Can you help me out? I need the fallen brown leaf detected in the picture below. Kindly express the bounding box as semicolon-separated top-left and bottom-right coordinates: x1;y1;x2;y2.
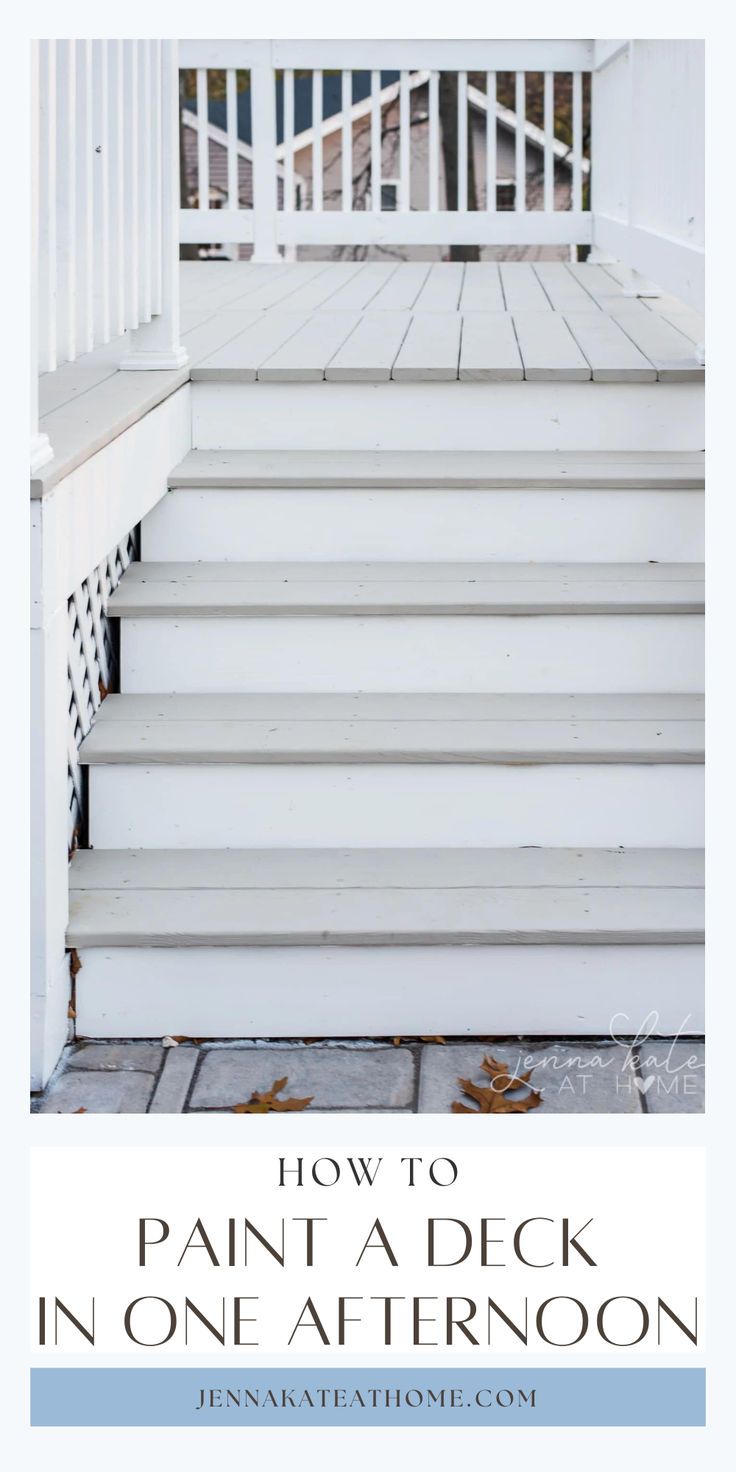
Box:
452;1055;542;1115
69;949;82;979
67;1001;77;1020
392;1036;446;1045
232;1076;312;1114
73;1107;87;1114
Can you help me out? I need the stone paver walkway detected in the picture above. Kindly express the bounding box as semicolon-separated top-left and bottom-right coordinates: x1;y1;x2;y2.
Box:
32;1038;705;1114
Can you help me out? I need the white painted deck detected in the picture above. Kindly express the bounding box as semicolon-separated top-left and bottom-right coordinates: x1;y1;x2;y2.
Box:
184;260;704;383
33;261;703;497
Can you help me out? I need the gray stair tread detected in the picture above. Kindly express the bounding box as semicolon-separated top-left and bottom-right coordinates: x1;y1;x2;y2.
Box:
91;693;705;720
67;847;704;947
108;561;705;616
81;692;704;765
168;450;705;490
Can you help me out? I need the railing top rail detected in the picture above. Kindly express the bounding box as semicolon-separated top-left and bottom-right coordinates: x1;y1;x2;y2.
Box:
179;39;594;70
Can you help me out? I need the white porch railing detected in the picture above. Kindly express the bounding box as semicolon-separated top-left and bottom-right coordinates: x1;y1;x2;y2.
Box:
590;41;704;311
31;39;187;471
31;37;705;477
178;39;593;258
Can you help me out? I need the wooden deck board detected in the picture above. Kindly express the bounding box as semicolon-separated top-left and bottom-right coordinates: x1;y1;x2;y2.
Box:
459;263;505;312
191;313;310;380
563;313;658;382
512;311;591;381
500;263;552;310
391;313;463;379
257;313;362;381
609;303;704;381
326;312;411;381
413;261;465;310
459;313;524;381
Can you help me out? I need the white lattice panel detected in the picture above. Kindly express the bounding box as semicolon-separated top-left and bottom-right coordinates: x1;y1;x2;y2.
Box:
67;531;138;848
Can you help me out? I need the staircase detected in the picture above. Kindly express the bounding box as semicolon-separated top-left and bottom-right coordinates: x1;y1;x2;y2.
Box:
68;448;704;1040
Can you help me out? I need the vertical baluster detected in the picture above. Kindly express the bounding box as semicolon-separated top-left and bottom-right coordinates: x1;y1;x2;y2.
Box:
572;69;583;212
399;70;410;211
30;42;53;471
123;41;139;329
428;70;439;213
515;70;526;212
341;70;352;210
150;40;163;315
226;67;239;212
312;70;323;210
457;69;468;211
108;40;125;336
544;70;554;213
282;68;294;209
485;70;496;212
38;40;57;372
75;40;94;353
196;66;209;220
93;40;110;342
56;39;76;364
371;68;381;210
139;42;151;320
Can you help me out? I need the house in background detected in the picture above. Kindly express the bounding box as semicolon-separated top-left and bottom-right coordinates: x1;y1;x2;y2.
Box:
182;69;589;260
180;111;306;258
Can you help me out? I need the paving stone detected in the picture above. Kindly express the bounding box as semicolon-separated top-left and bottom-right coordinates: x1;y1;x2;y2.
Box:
189;1045;415;1111
149;1047;199;1114
38;1070;155;1113
636;1041;705;1113
417;1042;643;1114
66;1042;163;1073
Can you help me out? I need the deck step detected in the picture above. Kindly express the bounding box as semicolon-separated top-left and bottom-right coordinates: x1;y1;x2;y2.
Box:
168;449;705;490
80;693;704;765
108;561;704;617
82;693;703;850
68;847;704;947
111;562;703;696
69;847;704;1038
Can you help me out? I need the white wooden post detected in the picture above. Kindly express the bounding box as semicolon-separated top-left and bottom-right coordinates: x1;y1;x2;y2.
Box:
250;44;280;262
122;41;188;369
31;42;53;475
30;584;72;1089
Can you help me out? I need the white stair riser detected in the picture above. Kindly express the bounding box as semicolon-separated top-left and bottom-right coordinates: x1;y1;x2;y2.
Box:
142;488;704;564
120;615;703;694
88;764;703;849
74;943;705;1039
191;381;704;453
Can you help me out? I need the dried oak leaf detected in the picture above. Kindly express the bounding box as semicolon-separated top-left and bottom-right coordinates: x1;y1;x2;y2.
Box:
452;1055;542;1115
392;1036;446;1046
232;1076;312;1114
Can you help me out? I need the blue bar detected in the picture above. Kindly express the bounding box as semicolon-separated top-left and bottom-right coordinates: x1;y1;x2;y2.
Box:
31;1368;704;1427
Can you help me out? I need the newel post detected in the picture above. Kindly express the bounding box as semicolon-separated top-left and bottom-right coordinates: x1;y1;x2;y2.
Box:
250;43;280;262
121;40;188;370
